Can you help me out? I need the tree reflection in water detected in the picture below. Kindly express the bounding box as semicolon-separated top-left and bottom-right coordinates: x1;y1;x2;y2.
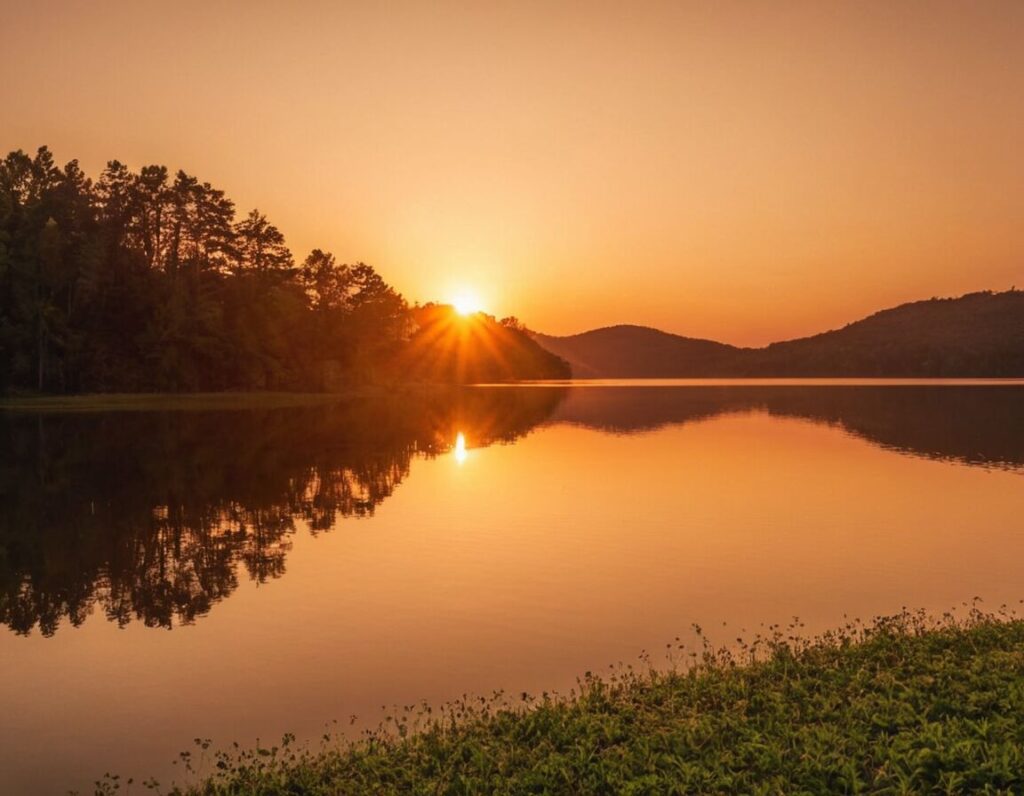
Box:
0;388;566;635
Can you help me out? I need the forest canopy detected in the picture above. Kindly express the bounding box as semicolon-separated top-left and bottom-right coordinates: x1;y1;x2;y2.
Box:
0;146;568;393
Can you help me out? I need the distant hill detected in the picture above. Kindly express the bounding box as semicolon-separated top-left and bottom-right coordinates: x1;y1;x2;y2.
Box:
532;291;1024;378
531;325;739;378
745;291;1024;376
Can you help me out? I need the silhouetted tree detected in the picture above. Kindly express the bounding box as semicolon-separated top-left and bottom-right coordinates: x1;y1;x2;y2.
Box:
233;209;293;275
0;145;574;394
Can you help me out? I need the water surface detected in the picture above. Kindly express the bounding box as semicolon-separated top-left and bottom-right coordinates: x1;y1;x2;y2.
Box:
1;382;1022;793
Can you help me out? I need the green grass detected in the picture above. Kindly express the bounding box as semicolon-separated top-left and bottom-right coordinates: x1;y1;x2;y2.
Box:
102;606;1024;795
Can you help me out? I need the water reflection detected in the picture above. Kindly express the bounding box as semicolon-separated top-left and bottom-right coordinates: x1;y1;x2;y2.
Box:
545;385;1024;472
453;431;469;465
1;384;1020;637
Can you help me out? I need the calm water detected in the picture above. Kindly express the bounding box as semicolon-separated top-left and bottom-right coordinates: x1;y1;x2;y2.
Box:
2;381;1023;793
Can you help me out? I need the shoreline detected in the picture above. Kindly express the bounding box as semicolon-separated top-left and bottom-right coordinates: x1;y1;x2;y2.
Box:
137;609;1024;795
0;385;457;413
4;376;1024;411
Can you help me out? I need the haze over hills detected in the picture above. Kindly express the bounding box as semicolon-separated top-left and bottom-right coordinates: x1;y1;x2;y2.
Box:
532;290;1024;378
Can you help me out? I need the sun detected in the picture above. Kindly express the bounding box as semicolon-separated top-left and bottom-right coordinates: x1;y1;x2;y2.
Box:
451;290;484;316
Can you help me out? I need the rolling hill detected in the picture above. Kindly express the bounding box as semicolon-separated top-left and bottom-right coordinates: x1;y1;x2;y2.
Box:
532;290;1024;378
531;326;738;378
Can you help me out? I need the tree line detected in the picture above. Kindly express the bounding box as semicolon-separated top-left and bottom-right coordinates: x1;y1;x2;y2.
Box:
0;146;567;393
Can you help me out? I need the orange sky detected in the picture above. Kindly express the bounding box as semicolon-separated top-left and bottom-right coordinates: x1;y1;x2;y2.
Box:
4;1;1022;345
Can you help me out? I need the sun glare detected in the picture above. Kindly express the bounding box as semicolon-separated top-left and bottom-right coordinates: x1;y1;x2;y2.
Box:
453;432;468;464
452;291;483;316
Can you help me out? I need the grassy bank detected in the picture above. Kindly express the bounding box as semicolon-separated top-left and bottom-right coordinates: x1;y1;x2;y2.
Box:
117;608;1024;795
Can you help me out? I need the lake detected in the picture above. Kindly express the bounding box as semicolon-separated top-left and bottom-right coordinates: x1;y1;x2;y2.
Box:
1;381;1023;793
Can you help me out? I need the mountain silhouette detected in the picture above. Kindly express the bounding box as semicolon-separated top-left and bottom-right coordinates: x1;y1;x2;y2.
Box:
533;290;1024;377
532;325;738;378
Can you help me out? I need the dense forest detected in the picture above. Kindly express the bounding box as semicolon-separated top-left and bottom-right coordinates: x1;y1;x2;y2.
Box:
534;290;1024;378
0;146;568;393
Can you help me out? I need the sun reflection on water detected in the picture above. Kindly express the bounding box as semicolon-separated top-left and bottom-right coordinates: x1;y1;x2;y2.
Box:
453;432;468;464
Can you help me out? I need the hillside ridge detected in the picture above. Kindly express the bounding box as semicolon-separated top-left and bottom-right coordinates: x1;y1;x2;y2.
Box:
531;290;1024;377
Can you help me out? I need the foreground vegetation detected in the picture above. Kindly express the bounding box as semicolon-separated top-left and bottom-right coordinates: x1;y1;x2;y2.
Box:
107;607;1024;795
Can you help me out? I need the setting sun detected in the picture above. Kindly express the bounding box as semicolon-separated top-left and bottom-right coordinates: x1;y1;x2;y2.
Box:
452;291;484;316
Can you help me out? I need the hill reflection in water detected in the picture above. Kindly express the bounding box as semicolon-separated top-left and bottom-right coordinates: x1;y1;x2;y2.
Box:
544;384;1024;472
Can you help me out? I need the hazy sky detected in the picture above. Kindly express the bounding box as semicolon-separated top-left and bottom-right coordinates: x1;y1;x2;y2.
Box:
5;1;1023;345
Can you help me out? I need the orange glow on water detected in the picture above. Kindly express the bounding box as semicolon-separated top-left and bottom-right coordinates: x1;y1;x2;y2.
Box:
2;384;1024;792
5;401;1024;792
453;431;468;464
